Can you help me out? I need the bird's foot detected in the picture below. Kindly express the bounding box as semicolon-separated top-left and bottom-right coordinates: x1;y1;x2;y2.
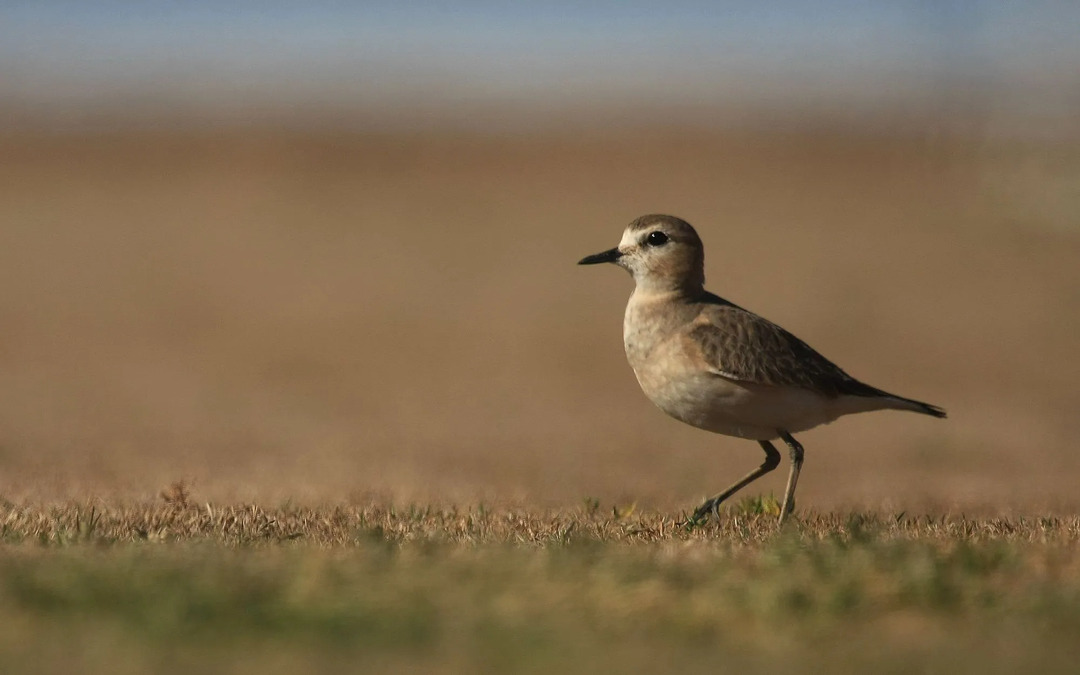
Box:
685;498;721;527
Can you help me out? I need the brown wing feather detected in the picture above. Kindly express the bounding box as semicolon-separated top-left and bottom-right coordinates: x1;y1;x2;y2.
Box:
686;301;875;398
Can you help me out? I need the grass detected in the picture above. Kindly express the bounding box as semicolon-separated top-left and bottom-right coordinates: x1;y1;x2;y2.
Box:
3;496;1080;674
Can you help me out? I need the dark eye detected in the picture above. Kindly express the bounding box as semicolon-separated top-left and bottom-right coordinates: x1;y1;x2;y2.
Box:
645;231;669;246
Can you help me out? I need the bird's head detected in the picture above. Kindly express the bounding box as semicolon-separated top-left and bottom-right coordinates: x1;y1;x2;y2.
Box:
578;214;705;293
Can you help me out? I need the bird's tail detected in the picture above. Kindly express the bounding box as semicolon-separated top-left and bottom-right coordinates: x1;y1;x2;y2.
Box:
840;380;947;418
881;394;947;418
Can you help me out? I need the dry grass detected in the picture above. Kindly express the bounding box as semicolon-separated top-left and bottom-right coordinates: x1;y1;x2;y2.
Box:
3;496;1080;547
3;498;1080;674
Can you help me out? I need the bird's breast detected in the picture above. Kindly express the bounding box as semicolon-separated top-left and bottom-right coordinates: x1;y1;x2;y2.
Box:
622;294;672;367
623;299;731;422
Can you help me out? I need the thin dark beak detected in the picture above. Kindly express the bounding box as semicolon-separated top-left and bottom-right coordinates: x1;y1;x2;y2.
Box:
577;247;622;265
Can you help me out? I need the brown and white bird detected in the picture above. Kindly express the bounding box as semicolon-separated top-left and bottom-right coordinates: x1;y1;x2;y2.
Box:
579;214;946;524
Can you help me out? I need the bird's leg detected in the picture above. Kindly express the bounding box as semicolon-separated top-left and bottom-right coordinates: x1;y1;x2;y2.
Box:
691;440;781;523
777;430;804;526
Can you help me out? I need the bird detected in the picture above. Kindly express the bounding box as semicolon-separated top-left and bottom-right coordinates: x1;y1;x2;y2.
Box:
578;214;946;525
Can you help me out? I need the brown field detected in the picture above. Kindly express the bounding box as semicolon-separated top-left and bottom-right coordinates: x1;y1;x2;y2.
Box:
0;125;1078;512
2;123;1080;673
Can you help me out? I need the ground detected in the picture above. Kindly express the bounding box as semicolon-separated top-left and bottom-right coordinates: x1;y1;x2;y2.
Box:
3;498;1080;674
0;125;1078;672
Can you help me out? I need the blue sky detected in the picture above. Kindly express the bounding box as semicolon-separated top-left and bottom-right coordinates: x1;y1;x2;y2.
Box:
2;2;1077;126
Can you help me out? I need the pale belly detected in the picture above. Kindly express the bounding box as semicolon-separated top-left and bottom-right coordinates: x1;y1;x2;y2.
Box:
632;366;841;440
624;326;843;441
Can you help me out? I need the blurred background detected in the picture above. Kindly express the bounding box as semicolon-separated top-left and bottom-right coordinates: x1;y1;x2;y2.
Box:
0;1;1077;511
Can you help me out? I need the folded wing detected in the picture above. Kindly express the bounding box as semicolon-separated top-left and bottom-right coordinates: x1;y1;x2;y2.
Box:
686;298;883;398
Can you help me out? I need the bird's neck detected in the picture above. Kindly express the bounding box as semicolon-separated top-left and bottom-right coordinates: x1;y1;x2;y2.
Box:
631;274;705;299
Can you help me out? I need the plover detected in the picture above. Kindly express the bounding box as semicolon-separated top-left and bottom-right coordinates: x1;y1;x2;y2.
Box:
579;214;945;525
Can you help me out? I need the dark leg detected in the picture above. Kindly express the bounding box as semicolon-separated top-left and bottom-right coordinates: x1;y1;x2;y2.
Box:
691;440;781;523
777;430;804;525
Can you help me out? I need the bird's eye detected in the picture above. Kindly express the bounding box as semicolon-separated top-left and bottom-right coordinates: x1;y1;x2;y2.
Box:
645;231;669;246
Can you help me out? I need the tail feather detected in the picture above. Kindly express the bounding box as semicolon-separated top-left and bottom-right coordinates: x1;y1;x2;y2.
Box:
885;394;947;419
840;379;947;418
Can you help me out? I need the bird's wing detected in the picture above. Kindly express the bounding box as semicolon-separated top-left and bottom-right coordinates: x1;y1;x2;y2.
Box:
683;299;879;398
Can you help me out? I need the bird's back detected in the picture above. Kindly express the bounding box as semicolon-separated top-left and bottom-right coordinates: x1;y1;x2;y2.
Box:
687;293;870;397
